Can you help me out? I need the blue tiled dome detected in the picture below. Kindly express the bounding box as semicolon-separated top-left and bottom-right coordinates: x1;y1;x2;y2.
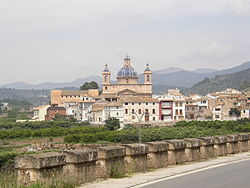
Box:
117;65;138;77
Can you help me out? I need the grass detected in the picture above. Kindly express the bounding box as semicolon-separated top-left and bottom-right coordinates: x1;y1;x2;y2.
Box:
0;169;78;188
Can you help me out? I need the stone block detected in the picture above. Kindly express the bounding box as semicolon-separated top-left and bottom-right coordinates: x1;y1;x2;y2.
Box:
122;144;149;173
15;152;66;169
98;146;126;159
146;142;169;168
199;137;215;159
238;134;249;152
164;140;187;165
15;152;66;186
63;149;98;183
226;135;239;154
214;136;227;157
96;146;126;178
184;138;202;162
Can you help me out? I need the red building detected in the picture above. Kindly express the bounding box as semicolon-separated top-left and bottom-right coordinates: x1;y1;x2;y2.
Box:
45;105;66;121
159;100;173;121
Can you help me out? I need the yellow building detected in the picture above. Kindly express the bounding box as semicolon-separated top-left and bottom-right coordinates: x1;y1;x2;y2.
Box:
32;105;50;121
102;56;152;98
50;89;99;106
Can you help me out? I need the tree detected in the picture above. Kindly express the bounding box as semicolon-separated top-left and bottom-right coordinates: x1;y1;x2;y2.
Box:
229;108;241;117
7;110;17;118
105;117;120;131
80;81;99;90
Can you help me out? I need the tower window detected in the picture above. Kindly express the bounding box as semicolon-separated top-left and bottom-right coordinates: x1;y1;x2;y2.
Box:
126;79;129;83
146;75;150;82
105;87;107;90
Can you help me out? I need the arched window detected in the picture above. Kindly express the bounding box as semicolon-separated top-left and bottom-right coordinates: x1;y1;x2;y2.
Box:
146;75;150;82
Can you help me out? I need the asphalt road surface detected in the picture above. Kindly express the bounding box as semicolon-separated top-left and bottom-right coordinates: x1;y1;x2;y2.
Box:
142;159;250;188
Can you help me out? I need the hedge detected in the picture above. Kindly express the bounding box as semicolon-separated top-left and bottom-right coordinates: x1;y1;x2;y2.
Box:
0;120;90;130
0;126;107;139
64;125;236;144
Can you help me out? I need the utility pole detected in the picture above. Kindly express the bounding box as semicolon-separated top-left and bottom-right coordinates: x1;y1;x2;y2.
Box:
135;111;144;143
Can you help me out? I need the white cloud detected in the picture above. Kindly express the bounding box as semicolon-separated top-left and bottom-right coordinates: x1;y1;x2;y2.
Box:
225;0;250;16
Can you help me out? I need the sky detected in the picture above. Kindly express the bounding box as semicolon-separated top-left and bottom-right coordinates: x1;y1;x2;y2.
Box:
0;0;250;84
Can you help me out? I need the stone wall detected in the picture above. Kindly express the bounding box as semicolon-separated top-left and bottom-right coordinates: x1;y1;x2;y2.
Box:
15;133;250;186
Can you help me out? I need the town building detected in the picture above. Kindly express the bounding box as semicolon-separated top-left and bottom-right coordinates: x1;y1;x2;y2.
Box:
154;89;185;122
50;89;99;106
32;105;50;121
45;105;66;121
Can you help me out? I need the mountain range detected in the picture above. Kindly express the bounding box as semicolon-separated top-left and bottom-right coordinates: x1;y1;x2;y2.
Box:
1;61;250;93
182;68;250;95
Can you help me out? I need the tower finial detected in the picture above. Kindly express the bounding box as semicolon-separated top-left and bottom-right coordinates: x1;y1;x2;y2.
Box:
145;62;151;71
124;55;131;66
103;63;110;72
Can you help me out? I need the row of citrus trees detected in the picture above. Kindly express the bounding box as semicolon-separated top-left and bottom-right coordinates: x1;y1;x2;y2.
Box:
0;120;90;130
1;120;250;140
64;125;236;144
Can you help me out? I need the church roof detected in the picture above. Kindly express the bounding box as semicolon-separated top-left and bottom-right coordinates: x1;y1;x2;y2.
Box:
117;65;138;77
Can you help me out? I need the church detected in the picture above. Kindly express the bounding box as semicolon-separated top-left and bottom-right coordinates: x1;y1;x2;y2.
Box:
101;55;152;99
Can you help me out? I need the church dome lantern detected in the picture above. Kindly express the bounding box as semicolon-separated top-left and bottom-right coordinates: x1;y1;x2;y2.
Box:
117;56;138;78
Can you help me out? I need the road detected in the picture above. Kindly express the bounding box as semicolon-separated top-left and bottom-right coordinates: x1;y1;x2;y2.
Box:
141;159;250;188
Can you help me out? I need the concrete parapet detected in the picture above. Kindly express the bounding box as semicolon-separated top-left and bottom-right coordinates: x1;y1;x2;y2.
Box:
15;152;66;186
199;137;215;159
238;133;249;152
164;140;187;165
123;144;149;172
226;135;239;154
96;146;126;178
184;138;202;162
64;149;98;183
214;136;227;157
146;141;169;168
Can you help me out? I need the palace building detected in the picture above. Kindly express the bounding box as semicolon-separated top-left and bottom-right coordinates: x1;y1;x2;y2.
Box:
102;55;152;99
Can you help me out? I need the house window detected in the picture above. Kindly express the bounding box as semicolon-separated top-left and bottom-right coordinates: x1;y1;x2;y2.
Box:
153;103;155;105
132;103;134;105
152;109;155;114
180;109;183;115
125;103;128;105
180;103;182;107
126;79;129;83
146;103;148;105
153;117;155;121
138;109;142;114
215;115;220;119
145;109;149;113
125;109;128;114
105;87;107;90
215;108;221;111
176;103;179;107
117;112;119;116
132;109;135;114
176;109;178;115
139;103;141;105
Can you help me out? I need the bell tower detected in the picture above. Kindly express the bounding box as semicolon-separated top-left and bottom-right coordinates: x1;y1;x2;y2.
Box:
102;64;111;92
144;63;152;84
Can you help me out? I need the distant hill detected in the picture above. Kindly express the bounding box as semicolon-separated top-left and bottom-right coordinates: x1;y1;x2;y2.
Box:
1;76;102;90
1;61;250;93
0;88;50;106
194;68;217;73
182;68;250;95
